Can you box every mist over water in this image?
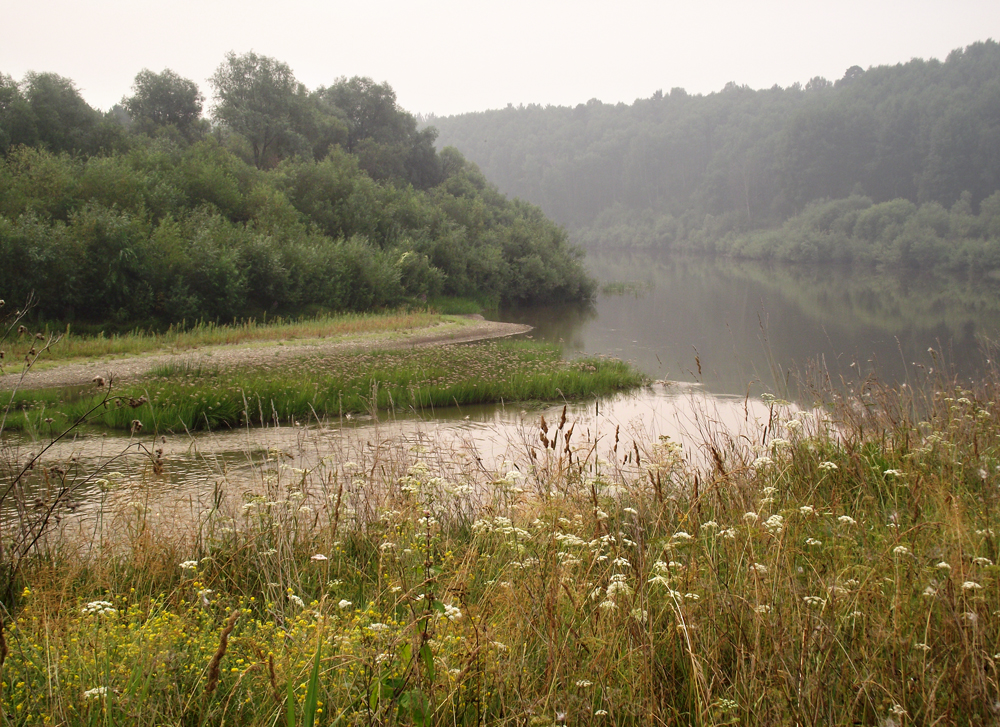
[503,250,1000,396]
[22,250,1000,517]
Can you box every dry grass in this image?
[2,363,1000,725]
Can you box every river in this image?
[14,251,1000,524]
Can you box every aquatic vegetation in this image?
[8,340,647,432]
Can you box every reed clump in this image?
[2,366,1000,725]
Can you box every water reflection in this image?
[14,251,1000,519]
[20,383,782,529]
[501,251,1000,396]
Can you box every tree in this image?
[0,73,38,153]
[320,76,413,152]
[123,68,204,140]
[22,72,98,154]
[209,52,298,169]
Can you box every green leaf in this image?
[400,642,413,671]
[400,689,429,727]
[419,643,435,683]
[286,678,296,727]
[303,638,323,727]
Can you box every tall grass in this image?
[7,341,647,432]
[3,363,1000,724]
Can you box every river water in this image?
[15,251,1000,521]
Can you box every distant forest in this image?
[431,40,1000,269]
[0,54,593,325]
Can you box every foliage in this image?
[122,68,205,141]
[7,340,646,432]
[209,52,302,170]
[432,40,1000,266]
[4,365,1000,723]
[0,55,594,326]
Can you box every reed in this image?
[6,341,648,432]
[2,363,999,725]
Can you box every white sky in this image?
[3,0,998,117]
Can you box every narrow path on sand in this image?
[1,316,532,391]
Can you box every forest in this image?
[0,54,594,325]
[431,40,1000,268]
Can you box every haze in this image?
[3,0,998,116]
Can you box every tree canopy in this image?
[123,68,205,141]
[431,39,1000,266]
[0,54,594,325]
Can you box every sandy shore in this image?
[0,316,532,391]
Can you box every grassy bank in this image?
[6,340,647,433]
[3,310,447,365]
[2,367,999,724]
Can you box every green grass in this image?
[3,369,1000,724]
[3,310,444,365]
[5,340,648,432]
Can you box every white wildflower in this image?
[83,686,108,699]
[575,679,593,688]
[893,545,911,556]
[443,603,463,622]
[962,581,983,591]
[310,554,328,561]
[81,601,117,616]
[837,515,857,526]
[750,563,768,575]
[802,596,826,608]
[338,599,352,610]
[763,514,784,534]
[805,538,823,547]
[368,623,390,633]
[883,469,905,477]
[973,557,994,566]
[288,594,305,608]
[799,505,815,516]
[179,560,198,571]
[743,512,759,525]
[671,531,693,542]
[818,461,838,471]
[936,561,951,571]
[702,520,718,530]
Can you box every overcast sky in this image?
[3,0,998,118]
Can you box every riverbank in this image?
[1,313,531,391]
[3,370,998,724]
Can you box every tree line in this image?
[430,40,1000,268]
[0,54,593,325]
